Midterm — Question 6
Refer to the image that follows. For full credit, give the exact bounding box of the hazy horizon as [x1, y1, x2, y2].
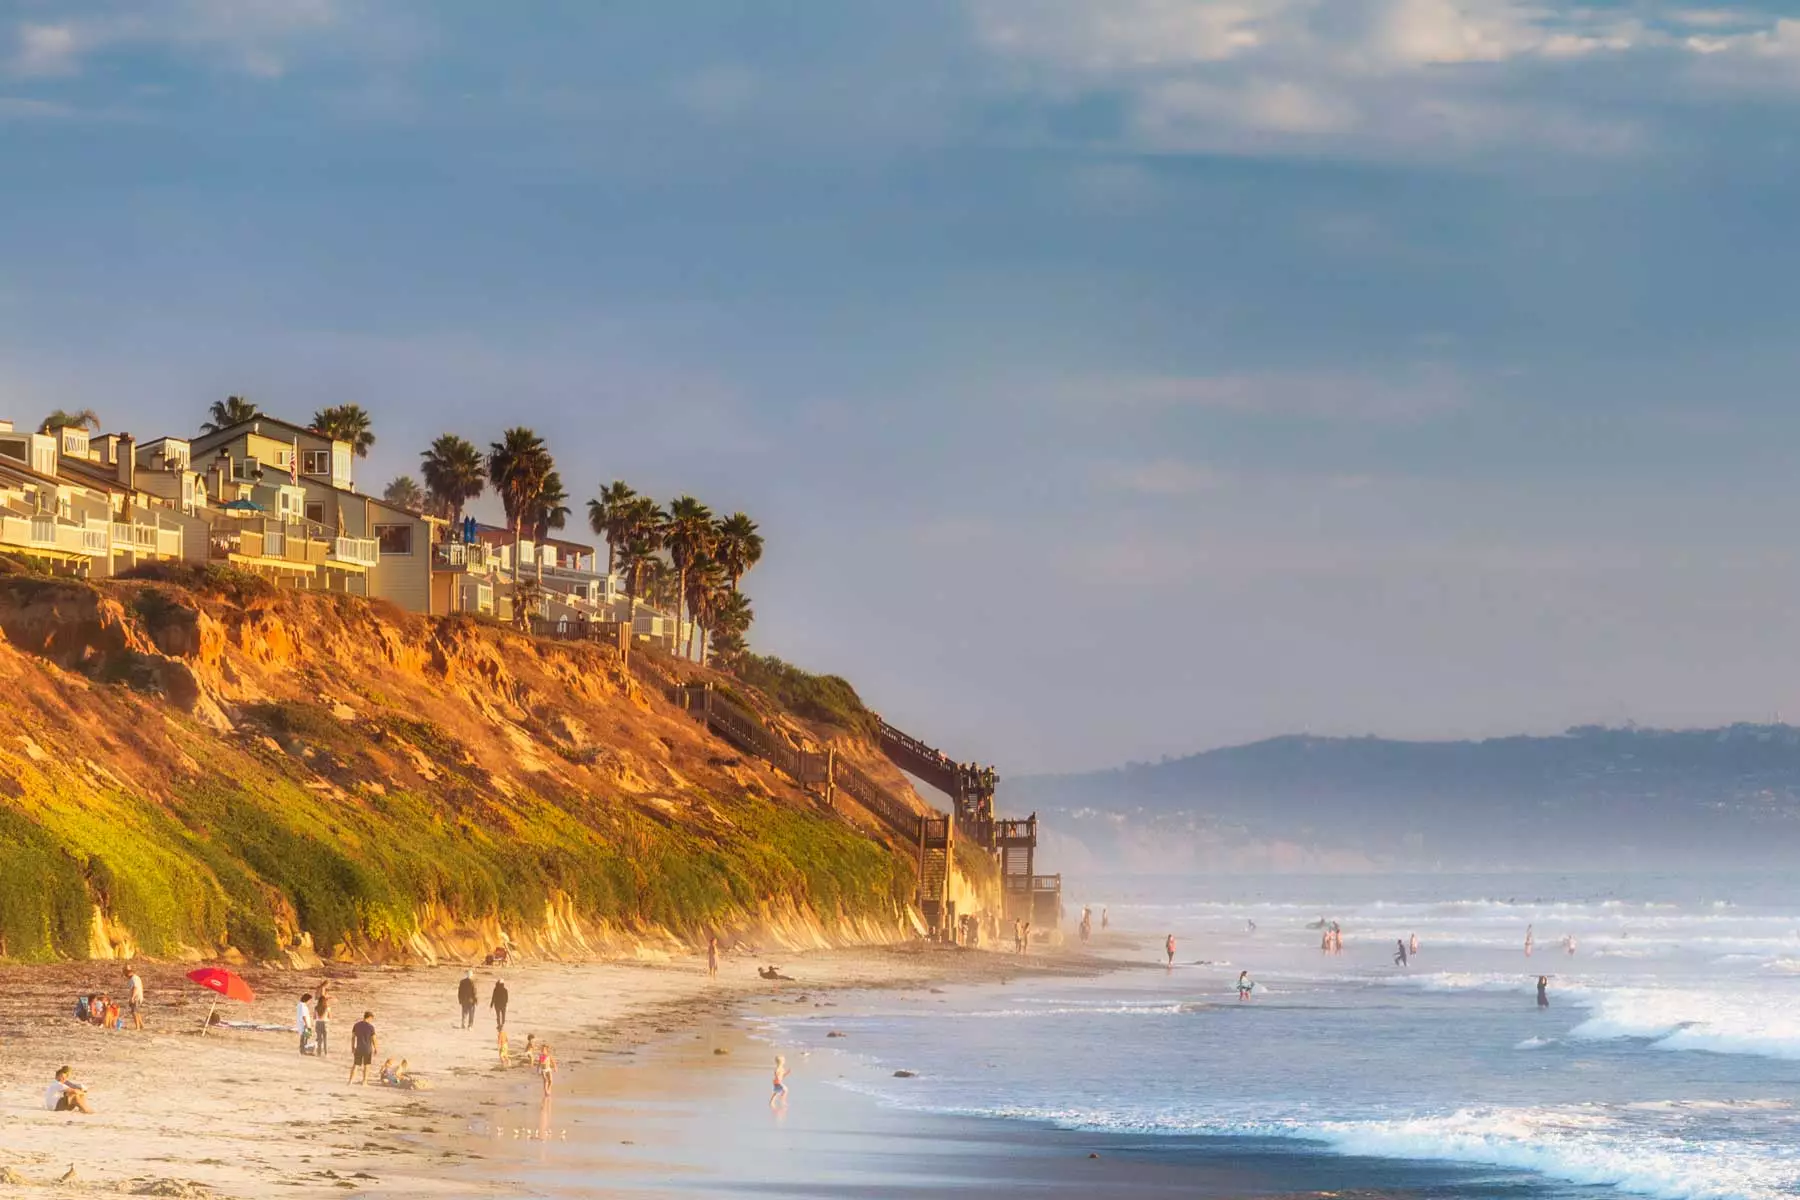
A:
[8, 2, 1800, 772]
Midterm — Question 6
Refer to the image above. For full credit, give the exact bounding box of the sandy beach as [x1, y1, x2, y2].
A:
[0, 945, 1098, 1199]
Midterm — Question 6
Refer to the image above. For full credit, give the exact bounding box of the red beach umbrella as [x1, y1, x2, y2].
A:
[186, 967, 256, 1034]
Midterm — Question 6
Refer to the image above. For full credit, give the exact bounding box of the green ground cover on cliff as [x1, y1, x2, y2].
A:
[0, 577, 915, 962]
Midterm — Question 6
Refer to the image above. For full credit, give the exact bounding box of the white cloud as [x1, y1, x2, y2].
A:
[5, 0, 340, 80]
[966, 1, 1795, 158]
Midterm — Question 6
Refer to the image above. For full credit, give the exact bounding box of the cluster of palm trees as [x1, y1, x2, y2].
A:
[587, 485, 761, 664]
[410, 431, 762, 664]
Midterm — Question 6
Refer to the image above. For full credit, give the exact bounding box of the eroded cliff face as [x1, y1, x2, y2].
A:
[0, 564, 917, 964]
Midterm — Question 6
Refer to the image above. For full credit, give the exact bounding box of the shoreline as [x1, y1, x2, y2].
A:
[423, 954, 1451, 1200]
[0, 945, 1107, 1197]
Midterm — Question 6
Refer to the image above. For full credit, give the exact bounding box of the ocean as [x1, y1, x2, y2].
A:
[761, 872, 1800, 1200]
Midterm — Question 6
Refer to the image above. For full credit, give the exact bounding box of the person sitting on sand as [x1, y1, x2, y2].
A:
[758, 966, 793, 981]
[45, 1066, 92, 1114]
[378, 1057, 400, 1085]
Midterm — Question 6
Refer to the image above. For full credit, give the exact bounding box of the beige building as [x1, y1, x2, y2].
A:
[0, 421, 193, 577]
[190, 415, 453, 612]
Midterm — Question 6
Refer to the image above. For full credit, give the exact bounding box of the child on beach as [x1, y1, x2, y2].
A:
[770, 1055, 789, 1110]
[537, 1043, 557, 1097]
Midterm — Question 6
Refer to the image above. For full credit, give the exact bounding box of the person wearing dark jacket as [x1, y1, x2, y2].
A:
[458, 971, 478, 1029]
[490, 979, 510, 1030]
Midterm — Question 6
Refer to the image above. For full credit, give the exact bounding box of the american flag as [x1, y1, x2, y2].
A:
[290, 438, 299, 485]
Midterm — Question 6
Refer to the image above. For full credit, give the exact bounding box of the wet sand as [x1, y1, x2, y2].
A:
[0, 945, 1098, 1197]
[434, 994, 1433, 1200]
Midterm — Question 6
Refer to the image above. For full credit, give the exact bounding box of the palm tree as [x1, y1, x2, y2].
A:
[312, 405, 375, 486]
[616, 496, 665, 625]
[710, 590, 755, 668]
[202, 395, 261, 433]
[714, 512, 764, 591]
[530, 471, 571, 580]
[39, 408, 100, 434]
[663, 496, 715, 660]
[532, 472, 570, 543]
[488, 427, 553, 612]
[382, 475, 425, 511]
[684, 557, 729, 662]
[419, 434, 485, 525]
[586, 480, 638, 576]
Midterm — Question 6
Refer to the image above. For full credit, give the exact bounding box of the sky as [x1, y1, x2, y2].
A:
[6, 1, 1800, 773]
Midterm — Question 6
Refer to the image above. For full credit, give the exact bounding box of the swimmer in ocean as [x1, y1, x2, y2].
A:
[1537, 976, 1549, 1009]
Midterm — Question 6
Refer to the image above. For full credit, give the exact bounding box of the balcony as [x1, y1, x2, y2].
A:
[432, 541, 492, 573]
[0, 511, 109, 558]
[332, 536, 379, 567]
[110, 522, 181, 558]
[208, 519, 331, 569]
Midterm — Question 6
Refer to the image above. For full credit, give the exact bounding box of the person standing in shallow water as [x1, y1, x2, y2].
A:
[1165, 933, 1177, 967]
[1537, 976, 1550, 1008]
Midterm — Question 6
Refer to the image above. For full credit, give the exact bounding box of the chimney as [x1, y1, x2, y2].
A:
[116, 434, 136, 490]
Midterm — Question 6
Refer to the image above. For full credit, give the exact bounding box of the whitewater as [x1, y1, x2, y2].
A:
[763, 872, 1800, 1200]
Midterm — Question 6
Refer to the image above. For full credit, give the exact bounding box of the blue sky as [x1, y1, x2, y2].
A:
[6, 1, 1800, 772]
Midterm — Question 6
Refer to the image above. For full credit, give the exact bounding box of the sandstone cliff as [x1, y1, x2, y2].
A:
[0, 562, 919, 964]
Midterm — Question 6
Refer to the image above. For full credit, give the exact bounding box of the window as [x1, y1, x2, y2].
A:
[304, 501, 325, 526]
[375, 523, 413, 555]
[302, 450, 331, 475]
[232, 457, 260, 482]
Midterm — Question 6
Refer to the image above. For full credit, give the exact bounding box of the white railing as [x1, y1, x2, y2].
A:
[333, 536, 379, 566]
[109, 522, 161, 551]
[0, 513, 107, 557]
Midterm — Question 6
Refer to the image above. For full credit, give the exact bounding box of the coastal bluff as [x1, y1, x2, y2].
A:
[0, 561, 931, 964]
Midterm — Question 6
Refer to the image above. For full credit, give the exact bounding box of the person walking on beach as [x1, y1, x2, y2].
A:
[314, 980, 334, 1058]
[770, 1055, 790, 1111]
[1525, 925, 1535, 957]
[458, 970, 478, 1029]
[1021, 921, 1032, 955]
[1409, 933, 1419, 958]
[1101, 907, 1109, 932]
[1537, 976, 1550, 1009]
[124, 966, 144, 1031]
[707, 935, 719, 977]
[1237, 971, 1255, 1001]
[348, 1011, 378, 1085]
[296, 992, 316, 1055]
[490, 979, 510, 1030]
[1165, 933, 1177, 967]
[1394, 939, 1409, 968]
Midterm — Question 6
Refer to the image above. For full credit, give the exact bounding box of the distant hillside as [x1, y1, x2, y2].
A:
[1002, 726, 1800, 873]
